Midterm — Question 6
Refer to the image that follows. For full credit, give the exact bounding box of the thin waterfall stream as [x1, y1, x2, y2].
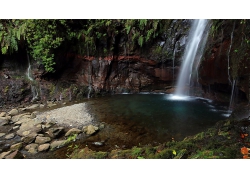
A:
[26, 51, 39, 102]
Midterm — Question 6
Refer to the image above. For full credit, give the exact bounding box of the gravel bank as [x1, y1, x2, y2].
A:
[35, 103, 94, 128]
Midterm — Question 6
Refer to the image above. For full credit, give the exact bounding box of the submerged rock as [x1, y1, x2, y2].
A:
[10, 142, 23, 151]
[4, 150, 24, 159]
[0, 151, 12, 159]
[50, 140, 67, 150]
[82, 125, 99, 135]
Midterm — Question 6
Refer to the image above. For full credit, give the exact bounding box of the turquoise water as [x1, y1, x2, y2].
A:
[87, 93, 230, 144]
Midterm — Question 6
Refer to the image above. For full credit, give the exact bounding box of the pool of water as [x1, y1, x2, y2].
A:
[86, 93, 230, 147]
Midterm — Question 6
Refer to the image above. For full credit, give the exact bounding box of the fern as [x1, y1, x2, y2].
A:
[138, 35, 144, 47]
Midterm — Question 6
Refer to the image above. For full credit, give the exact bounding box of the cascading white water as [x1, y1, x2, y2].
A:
[174, 19, 209, 97]
[172, 45, 176, 81]
[229, 79, 236, 110]
[87, 61, 92, 99]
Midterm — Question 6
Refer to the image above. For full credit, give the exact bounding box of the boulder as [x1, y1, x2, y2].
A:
[11, 113, 31, 123]
[46, 127, 64, 138]
[50, 140, 67, 150]
[0, 119, 9, 126]
[5, 133, 15, 140]
[35, 136, 51, 144]
[65, 128, 81, 137]
[8, 109, 19, 116]
[4, 150, 24, 159]
[0, 112, 6, 117]
[12, 126, 20, 130]
[17, 120, 42, 137]
[14, 117, 33, 125]
[21, 132, 37, 144]
[25, 143, 38, 154]
[0, 116, 11, 121]
[38, 143, 50, 152]
[10, 142, 23, 151]
[82, 125, 99, 135]
[25, 143, 38, 150]
[0, 133, 6, 137]
[0, 151, 12, 159]
[45, 120, 56, 129]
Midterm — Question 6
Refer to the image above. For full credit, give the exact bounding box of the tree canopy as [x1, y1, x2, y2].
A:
[0, 19, 172, 72]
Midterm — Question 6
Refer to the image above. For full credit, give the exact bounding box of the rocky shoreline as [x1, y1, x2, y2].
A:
[0, 101, 103, 159]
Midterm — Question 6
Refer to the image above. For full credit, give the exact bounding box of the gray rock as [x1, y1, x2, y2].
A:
[25, 143, 38, 154]
[0, 119, 9, 126]
[50, 140, 67, 150]
[4, 150, 24, 159]
[0, 112, 6, 117]
[0, 151, 12, 159]
[0, 116, 10, 121]
[82, 125, 99, 135]
[21, 132, 37, 144]
[1, 144, 10, 152]
[14, 117, 33, 125]
[99, 123, 105, 129]
[38, 143, 50, 152]
[25, 143, 38, 150]
[35, 136, 51, 144]
[0, 133, 6, 137]
[46, 127, 64, 138]
[26, 104, 40, 110]
[11, 113, 31, 123]
[5, 133, 15, 140]
[45, 120, 56, 129]
[16, 120, 42, 137]
[30, 113, 36, 119]
[65, 128, 81, 137]
[28, 148, 38, 154]
[8, 109, 19, 116]
[12, 126, 20, 130]
[10, 142, 23, 151]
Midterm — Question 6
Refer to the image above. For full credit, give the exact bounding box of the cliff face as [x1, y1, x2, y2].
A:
[0, 20, 191, 107]
[199, 20, 250, 104]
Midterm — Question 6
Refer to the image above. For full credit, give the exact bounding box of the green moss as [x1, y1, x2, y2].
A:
[131, 146, 143, 158]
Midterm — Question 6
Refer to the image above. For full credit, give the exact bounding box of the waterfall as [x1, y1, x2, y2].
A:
[172, 44, 176, 82]
[229, 79, 236, 110]
[26, 51, 39, 102]
[174, 19, 209, 97]
[87, 61, 92, 99]
[227, 21, 235, 86]
[26, 53, 34, 82]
